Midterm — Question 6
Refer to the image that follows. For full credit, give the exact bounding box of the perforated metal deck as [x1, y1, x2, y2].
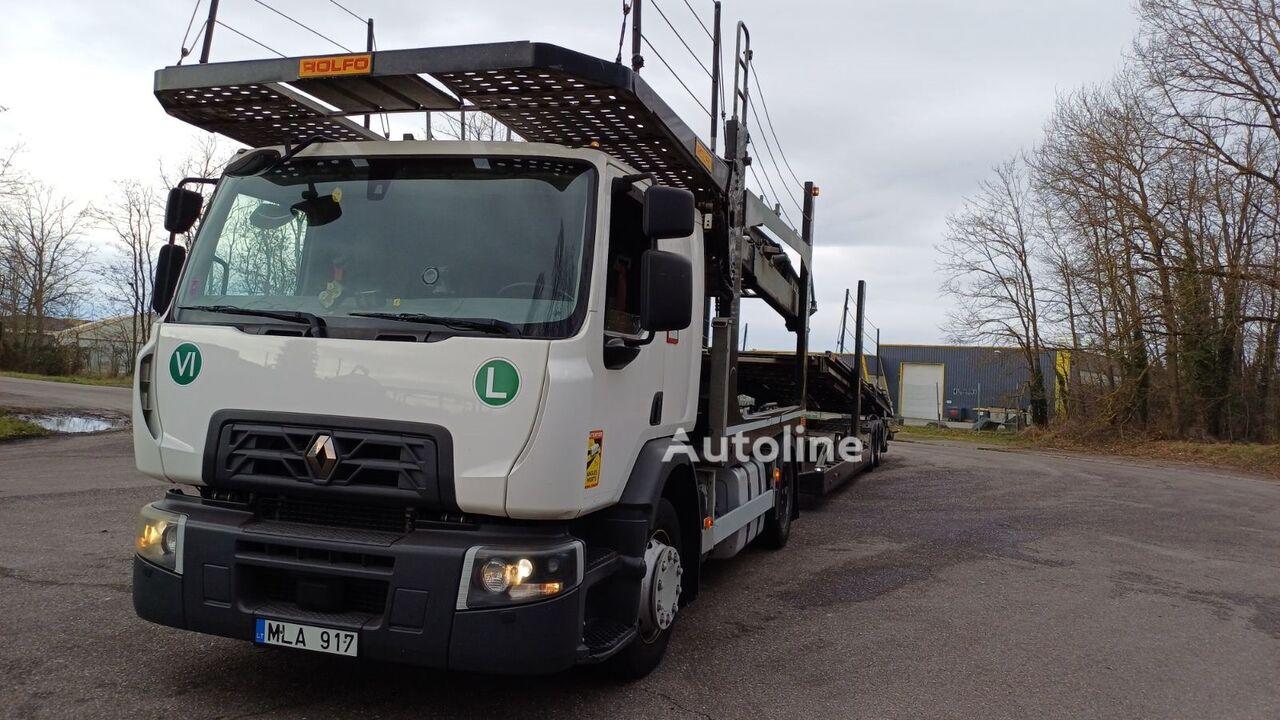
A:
[154, 42, 729, 200]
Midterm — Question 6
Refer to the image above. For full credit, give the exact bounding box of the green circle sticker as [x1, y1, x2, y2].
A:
[474, 358, 519, 408]
[169, 342, 203, 386]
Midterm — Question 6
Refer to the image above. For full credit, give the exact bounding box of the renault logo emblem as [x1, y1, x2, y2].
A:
[305, 434, 339, 480]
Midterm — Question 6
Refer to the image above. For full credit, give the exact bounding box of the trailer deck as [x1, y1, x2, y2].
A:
[737, 350, 893, 418]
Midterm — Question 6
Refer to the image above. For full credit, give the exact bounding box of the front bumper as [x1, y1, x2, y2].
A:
[131, 494, 593, 674]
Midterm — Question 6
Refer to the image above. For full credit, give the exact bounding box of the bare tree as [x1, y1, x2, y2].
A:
[0, 145, 22, 199]
[0, 182, 91, 356]
[937, 0, 1280, 441]
[1032, 78, 1177, 429]
[938, 158, 1051, 425]
[89, 180, 161, 357]
[1138, 0, 1280, 192]
[431, 110, 514, 141]
[159, 134, 234, 246]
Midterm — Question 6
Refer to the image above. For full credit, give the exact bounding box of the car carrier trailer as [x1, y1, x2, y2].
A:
[738, 344, 895, 495]
[131, 9, 889, 678]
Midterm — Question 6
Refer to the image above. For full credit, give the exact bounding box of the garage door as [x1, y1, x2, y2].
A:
[900, 363, 944, 421]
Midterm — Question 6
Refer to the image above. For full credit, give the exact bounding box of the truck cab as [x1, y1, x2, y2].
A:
[138, 141, 701, 519]
[134, 139, 710, 673]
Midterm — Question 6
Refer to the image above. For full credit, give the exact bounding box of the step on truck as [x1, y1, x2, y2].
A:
[132, 10, 892, 677]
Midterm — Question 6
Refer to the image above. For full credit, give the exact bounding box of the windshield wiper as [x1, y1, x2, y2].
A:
[181, 304, 327, 338]
[348, 312, 520, 337]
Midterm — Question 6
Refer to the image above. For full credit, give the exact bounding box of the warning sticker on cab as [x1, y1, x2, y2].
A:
[585, 430, 603, 489]
[299, 53, 373, 78]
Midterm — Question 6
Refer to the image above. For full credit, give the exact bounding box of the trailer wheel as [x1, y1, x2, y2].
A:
[609, 498, 682, 681]
[870, 427, 882, 468]
[760, 460, 795, 549]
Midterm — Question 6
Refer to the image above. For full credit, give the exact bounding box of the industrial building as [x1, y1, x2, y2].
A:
[876, 345, 1060, 425]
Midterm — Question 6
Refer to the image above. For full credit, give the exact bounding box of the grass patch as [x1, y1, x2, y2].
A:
[0, 371, 132, 388]
[895, 424, 1279, 479]
[1039, 437, 1280, 480]
[0, 414, 48, 440]
[894, 424, 1030, 446]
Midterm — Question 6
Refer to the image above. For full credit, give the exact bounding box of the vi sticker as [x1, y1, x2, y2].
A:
[169, 342, 202, 385]
[474, 358, 519, 408]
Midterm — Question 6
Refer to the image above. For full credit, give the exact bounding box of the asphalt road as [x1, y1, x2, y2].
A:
[0, 400, 1277, 717]
[0, 376, 131, 414]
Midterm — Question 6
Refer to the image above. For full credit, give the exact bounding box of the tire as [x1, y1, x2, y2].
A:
[870, 427, 882, 468]
[609, 498, 682, 681]
[760, 460, 795, 549]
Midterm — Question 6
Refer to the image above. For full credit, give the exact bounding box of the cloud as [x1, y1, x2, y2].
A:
[0, 0, 1137, 344]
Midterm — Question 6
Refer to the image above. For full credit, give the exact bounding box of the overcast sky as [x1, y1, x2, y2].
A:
[0, 0, 1138, 350]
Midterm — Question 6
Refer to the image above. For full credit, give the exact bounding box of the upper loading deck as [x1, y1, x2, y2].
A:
[154, 42, 732, 201]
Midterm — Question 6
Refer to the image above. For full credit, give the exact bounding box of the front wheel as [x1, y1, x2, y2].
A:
[609, 498, 683, 680]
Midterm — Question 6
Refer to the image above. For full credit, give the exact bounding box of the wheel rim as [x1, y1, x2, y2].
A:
[638, 531, 682, 642]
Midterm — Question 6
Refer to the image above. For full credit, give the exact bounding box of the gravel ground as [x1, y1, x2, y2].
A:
[1, 428, 1277, 719]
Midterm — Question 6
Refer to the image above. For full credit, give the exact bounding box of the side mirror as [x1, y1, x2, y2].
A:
[164, 187, 204, 234]
[642, 185, 696, 240]
[152, 244, 187, 314]
[640, 249, 693, 332]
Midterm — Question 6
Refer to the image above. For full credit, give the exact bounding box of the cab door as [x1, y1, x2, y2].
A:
[504, 169, 697, 518]
[595, 179, 667, 437]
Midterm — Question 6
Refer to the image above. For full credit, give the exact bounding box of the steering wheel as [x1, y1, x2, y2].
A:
[495, 283, 575, 302]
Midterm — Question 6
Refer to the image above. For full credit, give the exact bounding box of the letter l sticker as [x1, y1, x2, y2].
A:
[485, 367, 507, 400]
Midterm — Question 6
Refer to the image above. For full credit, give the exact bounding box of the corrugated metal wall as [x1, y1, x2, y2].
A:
[876, 345, 1057, 422]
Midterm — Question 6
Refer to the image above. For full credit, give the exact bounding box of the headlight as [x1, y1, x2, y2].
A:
[135, 503, 186, 574]
[456, 541, 582, 610]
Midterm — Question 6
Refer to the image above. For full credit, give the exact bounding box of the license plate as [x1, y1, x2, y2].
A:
[255, 618, 358, 657]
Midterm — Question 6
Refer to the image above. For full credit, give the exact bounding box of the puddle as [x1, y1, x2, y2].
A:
[19, 414, 118, 433]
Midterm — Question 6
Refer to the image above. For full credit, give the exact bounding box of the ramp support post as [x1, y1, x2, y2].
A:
[851, 280, 865, 440]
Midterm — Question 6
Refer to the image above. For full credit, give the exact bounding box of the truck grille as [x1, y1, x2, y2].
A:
[219, 422, 437, 489]
[208, 411, 455, 509]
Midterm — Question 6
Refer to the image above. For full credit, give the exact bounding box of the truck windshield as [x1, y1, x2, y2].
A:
[176, 155, 594, 339]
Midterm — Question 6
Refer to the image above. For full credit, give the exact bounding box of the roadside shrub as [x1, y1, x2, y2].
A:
[0, 340, 83, 376]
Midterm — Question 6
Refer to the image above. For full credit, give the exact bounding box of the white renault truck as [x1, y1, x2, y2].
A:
[132, 20, 891, 677]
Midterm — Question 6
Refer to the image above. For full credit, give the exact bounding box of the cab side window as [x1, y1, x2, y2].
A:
[605, 190, 650, 336]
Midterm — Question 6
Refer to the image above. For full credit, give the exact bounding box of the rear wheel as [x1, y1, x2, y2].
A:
[609, 498, 683, 680]
[870, 426, 882, 468]
[760, 460, 795, 549]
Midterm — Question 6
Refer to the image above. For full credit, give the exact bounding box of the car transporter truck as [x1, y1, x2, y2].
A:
[131, 7, 893, 678]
